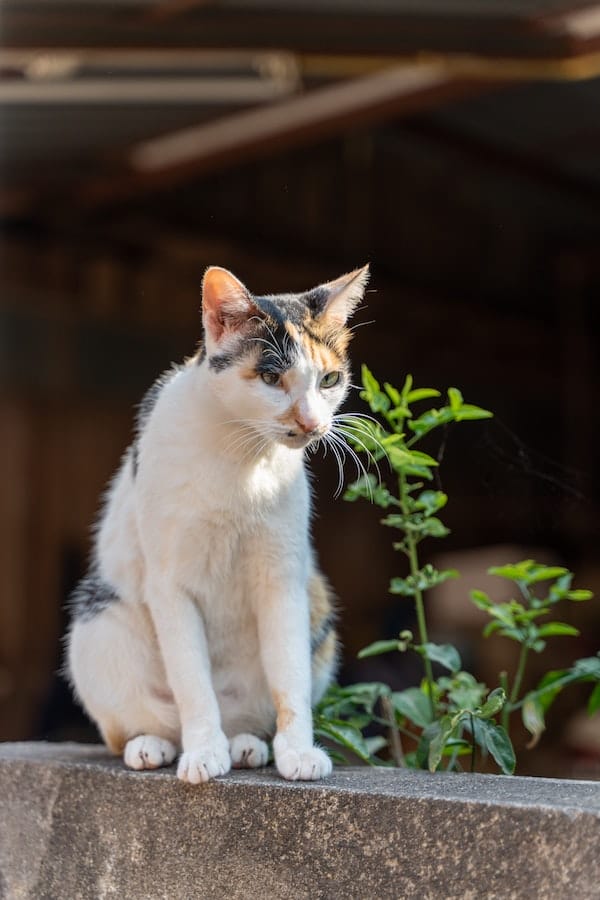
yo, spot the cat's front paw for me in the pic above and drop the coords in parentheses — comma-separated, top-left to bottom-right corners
(177, 734, 231, 784)
(273, 734, 332, 781)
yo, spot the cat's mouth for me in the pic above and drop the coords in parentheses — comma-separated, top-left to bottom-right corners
(283, 428, 327, 449)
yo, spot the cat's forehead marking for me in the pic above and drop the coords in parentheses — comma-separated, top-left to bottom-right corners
(285, 321, 301, 344)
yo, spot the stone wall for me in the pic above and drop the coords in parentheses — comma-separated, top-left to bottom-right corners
(1, 743, 599, 899)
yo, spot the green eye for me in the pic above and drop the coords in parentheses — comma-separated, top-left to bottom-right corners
(261, 371, 281, 386)
(320, 371, 341, 389)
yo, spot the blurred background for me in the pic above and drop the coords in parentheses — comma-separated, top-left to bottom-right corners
(1, 0, 599, 777)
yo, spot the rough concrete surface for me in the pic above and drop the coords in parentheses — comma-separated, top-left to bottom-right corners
(0, 742, 599, 900)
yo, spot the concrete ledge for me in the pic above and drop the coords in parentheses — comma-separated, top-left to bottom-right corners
(1, 743, 599, 899)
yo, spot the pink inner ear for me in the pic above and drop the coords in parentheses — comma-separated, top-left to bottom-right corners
(202, 267, 254, 342)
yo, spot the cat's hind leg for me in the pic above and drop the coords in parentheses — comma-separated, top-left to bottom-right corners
(68, 598, 181, 771)
(229, 733, 269, 769)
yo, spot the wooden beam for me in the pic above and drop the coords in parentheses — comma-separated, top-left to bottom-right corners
(77, 63, 487, 208)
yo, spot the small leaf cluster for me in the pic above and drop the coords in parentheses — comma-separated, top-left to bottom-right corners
(470, 561, 596, 747)
(472, 561, 589, 653)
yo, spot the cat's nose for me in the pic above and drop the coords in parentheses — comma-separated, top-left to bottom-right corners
(294, 415, 321, 435)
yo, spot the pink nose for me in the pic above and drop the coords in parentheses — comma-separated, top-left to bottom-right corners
(295, 415, 321, 434)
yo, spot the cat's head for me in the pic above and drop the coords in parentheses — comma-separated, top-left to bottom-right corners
(200, 265, 369, 449)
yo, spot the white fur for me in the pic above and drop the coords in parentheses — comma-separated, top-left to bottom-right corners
(68, 266, 368, 782)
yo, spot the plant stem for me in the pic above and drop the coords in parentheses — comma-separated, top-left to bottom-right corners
(399, 471, 436, 721)
(510, 644, 529, 708)
(502, 645, 529, 733)
(470, 714, 477, 773)
(500, 671, 509, 731)
(380, 695, 405, 767)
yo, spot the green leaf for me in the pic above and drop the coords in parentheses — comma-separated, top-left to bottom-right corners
(360, 364, 390, 414)
(344, 475, 401, 509)
(488, 604, 517, 628)
(387, 446, 439, 469)
(447, 387, 463, 411)
(522, 696, 545, 748)
(482, 620, 503, 638)
(471, 718, 516, 775)
(399, 374, 414, 401)
(441, 739, 472, 757)
(428, 715, 455, 772)
(413, 490, 448, 515)
(392, 687, 434, 728)
(522, 657, 600, 715)
(416, 722, 440, 770)
(406, 388, 441, 403)
(417, 642, 462, 674)
(452, 405, 493, 422)
(567, 589, 594, 601)
(526, 566, 569, 585)
(442, 672, 487, 710)
(470, 589, 492, 611)
(536, 622, 580, 639)
(390, 565, 458, 597)
(478, 687, 506, 719)
(358, 640, 400, 659)
(383, 382, 401, 406)
(315, 719, 372, 762)
(365, 735, 389, 756)
(419, 517, 450, 539)
(489, 561, 568, 587)
(572, 656, 600, 679)
(588, 682, 600, 716)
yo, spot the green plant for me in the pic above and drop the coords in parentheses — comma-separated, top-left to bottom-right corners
(316, 366, 598, 775)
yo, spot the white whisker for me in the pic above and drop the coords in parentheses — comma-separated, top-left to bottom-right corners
(335, 426, 382, 485)
(322, 433, 346, 499)
(328, 430, 374, 501)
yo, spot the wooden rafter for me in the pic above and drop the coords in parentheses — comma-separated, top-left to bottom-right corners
(77, 63, 489, 208)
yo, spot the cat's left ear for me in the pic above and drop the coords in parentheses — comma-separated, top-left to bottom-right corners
(202, 266, 258, 343)
(309, 264, 370, 327)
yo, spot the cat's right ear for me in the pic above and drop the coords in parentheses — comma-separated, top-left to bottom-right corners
(202, 267, 258, 344)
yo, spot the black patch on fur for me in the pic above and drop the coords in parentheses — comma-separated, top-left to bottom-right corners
(208, 350, 238, 372)
(131, 443, 138, 477)
(311, 611, 336, 654)
(69, 569, 120, 622)
(132, 363, 183, 476)
(206, 292, 309, 375)
(304, 286, 329, 318)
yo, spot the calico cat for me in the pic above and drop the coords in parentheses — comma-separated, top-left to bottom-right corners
(67, 263, 370, 782)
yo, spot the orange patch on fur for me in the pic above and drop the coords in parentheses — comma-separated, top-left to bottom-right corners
(285, 321, 301, 344)
(273, 691, 296, 732)
(240, 361, 260, 380)
(102, 722, 126, 755)
(299, 317, 347, 367)
(309, 572, 333, 633)
(276, 398, 300, 429)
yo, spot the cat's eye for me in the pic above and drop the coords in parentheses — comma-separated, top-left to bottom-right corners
(320, 371, 342, 389)
(261, 371, 281, 386)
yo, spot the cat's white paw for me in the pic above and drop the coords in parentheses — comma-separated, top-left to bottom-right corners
(177, 737, 231, 784)
(229, 733, 269, 769)
(124, 735, 177, 771)
(273, 734, 332, 781)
